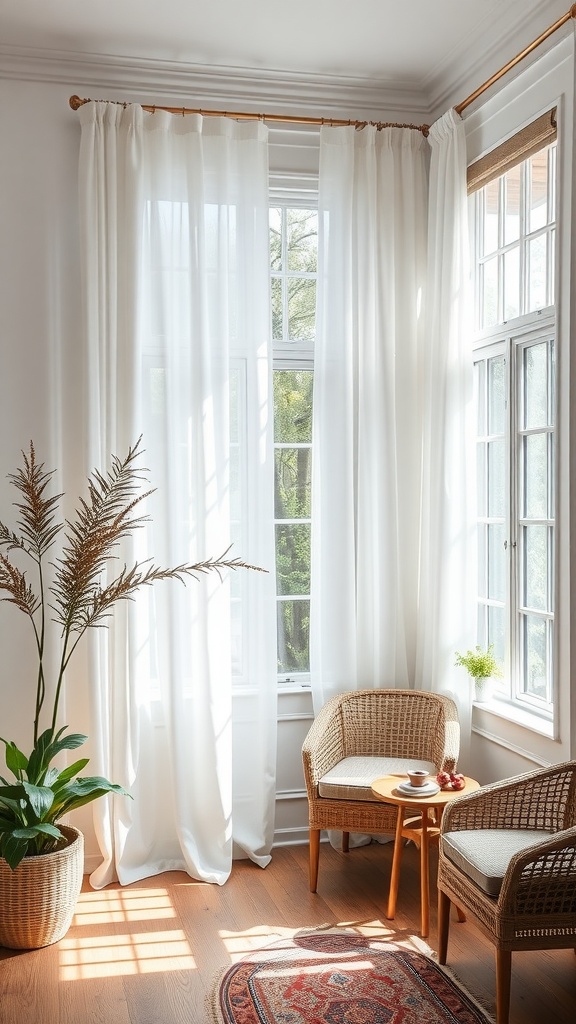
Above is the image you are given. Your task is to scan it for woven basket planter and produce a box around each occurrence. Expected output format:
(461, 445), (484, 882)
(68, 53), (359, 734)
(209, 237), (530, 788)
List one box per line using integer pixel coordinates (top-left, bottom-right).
(0, 825), (84, 949)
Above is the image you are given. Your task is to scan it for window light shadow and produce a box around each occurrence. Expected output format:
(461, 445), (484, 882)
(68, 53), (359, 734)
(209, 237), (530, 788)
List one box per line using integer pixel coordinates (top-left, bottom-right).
(59, 886), (195, 980)
(60, 883), (416, 982)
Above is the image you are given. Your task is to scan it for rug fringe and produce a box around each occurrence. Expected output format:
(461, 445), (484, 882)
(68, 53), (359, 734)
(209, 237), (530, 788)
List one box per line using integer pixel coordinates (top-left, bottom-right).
(430, 958), (497, 1023)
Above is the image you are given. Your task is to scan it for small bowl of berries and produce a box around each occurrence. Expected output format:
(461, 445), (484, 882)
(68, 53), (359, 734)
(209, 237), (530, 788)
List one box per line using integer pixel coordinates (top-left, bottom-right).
(436, 770), (466, 791)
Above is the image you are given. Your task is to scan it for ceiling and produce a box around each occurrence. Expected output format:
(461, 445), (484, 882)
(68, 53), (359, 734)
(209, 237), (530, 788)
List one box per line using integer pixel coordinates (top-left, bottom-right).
(0, 0), (571, 114)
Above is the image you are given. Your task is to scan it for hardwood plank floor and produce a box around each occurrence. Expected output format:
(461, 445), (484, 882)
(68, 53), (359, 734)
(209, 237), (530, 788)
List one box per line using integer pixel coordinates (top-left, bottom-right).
(1, 840), (575, 1023)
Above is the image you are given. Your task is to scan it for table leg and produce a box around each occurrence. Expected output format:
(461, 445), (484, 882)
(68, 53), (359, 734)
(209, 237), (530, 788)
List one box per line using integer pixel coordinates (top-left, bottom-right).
(420, 808), (430, 938)
(387, 805), (405, 920)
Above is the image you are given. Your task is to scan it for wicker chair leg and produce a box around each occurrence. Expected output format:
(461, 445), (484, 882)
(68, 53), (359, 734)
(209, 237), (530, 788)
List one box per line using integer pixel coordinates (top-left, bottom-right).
(342, 831), (350, 853)
(437, 889), (451, 964)
(495, 949), (512, 1024)
(309, 828), (320, 892)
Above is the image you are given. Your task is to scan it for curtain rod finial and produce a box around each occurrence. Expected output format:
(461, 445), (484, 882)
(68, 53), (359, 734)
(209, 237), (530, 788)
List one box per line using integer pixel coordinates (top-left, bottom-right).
(69, 95), (86, 111)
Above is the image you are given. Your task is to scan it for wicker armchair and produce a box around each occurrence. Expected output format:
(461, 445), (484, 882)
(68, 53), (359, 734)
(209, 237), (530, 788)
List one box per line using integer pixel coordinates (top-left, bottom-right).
(301, 689), (460, 892)
(437, 761), (576, 1024)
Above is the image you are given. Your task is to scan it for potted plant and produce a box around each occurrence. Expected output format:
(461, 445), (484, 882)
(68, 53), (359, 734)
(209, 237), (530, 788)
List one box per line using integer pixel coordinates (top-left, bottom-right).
(0, 438), (261, 949)
(454, 643), (502, 701)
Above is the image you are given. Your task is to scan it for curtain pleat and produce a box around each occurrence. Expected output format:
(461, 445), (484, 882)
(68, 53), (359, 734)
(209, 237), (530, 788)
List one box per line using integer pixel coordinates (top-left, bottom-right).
(311, 125), (429, 709)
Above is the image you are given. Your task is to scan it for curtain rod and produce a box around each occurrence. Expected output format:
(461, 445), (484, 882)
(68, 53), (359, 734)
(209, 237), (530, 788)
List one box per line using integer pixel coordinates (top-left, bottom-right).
(455, 3), (576, 115)
(68, 95), (429, 135)
(69, 3), (576, 129)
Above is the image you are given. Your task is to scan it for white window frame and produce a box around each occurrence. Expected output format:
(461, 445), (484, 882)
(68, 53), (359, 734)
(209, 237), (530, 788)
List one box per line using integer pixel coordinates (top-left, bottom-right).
(470, 140), (557, 729)
(270, 196), (317, 688)
(473, 312), (555, 724)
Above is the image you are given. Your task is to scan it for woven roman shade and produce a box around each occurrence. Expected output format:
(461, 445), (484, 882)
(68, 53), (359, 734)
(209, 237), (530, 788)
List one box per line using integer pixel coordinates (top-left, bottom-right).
(467, 107), (557, 194)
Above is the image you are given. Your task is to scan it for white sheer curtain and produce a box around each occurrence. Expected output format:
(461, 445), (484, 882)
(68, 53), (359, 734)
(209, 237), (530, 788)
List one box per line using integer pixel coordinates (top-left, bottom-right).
(415, 109), (476, 762)
(78, 102), (277, 887)
(311, 125), (429, 709)
(311, 113), (475, 757)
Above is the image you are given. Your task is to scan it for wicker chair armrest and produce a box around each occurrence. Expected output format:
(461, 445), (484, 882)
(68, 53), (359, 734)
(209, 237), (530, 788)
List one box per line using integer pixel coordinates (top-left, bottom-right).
(441, 760), (576, 834)
(439, 713), (460, 774)
(499, 825), (576, 915)
(301, 695), (346, 795)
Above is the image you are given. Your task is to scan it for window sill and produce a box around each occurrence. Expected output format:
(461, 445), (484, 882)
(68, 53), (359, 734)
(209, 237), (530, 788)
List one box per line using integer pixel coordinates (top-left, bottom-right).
(472, 694), (554, 738)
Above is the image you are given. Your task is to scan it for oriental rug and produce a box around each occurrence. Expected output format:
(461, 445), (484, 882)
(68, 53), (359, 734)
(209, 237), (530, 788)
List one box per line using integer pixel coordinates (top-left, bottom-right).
(209, 930), (494, 1024)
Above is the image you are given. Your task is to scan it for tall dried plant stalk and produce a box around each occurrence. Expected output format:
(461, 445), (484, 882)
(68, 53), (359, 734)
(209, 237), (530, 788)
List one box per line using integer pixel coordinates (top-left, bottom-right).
(0, 437), (264, 742)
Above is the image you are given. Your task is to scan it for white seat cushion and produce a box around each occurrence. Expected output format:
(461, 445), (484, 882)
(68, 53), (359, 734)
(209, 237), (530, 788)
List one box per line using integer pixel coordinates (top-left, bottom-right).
(318, 756), (437, 802)
(441, 828), (552, 896)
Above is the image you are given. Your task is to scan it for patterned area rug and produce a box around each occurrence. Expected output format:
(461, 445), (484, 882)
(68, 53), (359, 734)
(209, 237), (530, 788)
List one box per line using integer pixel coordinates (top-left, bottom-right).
(209, 931), (494, 1024)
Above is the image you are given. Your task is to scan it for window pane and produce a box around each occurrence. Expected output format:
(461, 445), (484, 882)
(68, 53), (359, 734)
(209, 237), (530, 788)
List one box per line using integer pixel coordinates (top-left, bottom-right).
(527, 234), (547, 312)
(477, 523), (487, 597)
(503, 246), (520, 320)
(488, 523), (506, 602)
(287, 209), (318, 273)
(482, 256), (498, 327)
(274, 370), (313, 442)
(529, 151), (549, 232)
(475, 361), (486, 435)
(274, 449), (312, 518)
(523, 524), (548, 611)
(277, 599), (310, 673)
(271, 277), (283, 340)
(523, 433), (548, 519)
(522, 613), (547, 699)
(523, 343), (548, 429)
(488, 605), (505, 666)
(488, 356), (505, 435)
(504, 165), (520, 245)
(487, 439), (505, 517)
(288, 278), (316, 342)
(476, 443), (486, 517)
(275, 523), (311, 596)
(483, 180), (499, 255)
(269, 207), (282, 270)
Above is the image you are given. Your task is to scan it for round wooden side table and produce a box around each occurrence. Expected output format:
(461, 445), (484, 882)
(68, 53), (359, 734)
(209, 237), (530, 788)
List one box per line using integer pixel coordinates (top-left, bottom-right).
(371, 774), (480, 938)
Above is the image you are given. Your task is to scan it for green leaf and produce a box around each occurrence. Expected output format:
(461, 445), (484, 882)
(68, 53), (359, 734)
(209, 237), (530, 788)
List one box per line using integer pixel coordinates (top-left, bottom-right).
(0, 738), (28, 777)
(26, 728), (87, 783)
(52, 759), (90, 788)
(0, 812), (21, 830)
(0, 783), (27, 801)
(0, 833), (30, 870)
(12, 822), (62, 841)
(54, 777), (131, 816)
(22, 782), (54, 820)
(0, 795), (25, 820)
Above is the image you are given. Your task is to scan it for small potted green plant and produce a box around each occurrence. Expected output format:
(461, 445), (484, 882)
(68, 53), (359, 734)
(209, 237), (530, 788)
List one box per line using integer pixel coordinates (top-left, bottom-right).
(454, 644), (502, 701)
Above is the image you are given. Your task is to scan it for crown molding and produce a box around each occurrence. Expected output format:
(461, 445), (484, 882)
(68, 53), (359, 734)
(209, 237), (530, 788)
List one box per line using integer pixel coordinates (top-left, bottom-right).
(0, 45), (430, 122)
(426, 0), (571, 120)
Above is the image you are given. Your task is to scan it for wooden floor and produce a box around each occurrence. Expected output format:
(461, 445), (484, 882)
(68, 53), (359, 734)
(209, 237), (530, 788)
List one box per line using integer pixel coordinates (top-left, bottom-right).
(1, 840), (575, 1023)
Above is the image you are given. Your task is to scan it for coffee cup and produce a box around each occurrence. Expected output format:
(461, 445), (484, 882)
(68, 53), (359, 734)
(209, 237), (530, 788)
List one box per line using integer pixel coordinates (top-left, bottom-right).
(407, 769), (429, 787)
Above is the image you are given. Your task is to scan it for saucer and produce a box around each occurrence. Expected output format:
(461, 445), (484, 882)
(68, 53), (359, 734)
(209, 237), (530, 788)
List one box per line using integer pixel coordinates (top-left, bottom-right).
(397, 779), (440, 797)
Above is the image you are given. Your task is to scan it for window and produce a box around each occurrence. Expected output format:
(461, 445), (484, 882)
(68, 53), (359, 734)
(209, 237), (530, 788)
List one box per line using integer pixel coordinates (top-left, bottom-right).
(270, 206), (317, 682)
(471, 131), (556, 719)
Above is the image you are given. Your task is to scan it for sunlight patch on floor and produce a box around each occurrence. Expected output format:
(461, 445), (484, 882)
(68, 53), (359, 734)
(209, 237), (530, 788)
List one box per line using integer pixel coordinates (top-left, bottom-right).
(72, 886), (177, 925)
(59, 887), (194, 979)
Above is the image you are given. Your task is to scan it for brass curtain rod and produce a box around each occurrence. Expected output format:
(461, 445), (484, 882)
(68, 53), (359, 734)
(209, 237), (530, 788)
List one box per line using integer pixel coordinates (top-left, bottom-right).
(69, 4), (576, 129)
(68, 95), (429, 135)
(455, 3), (576, 115)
